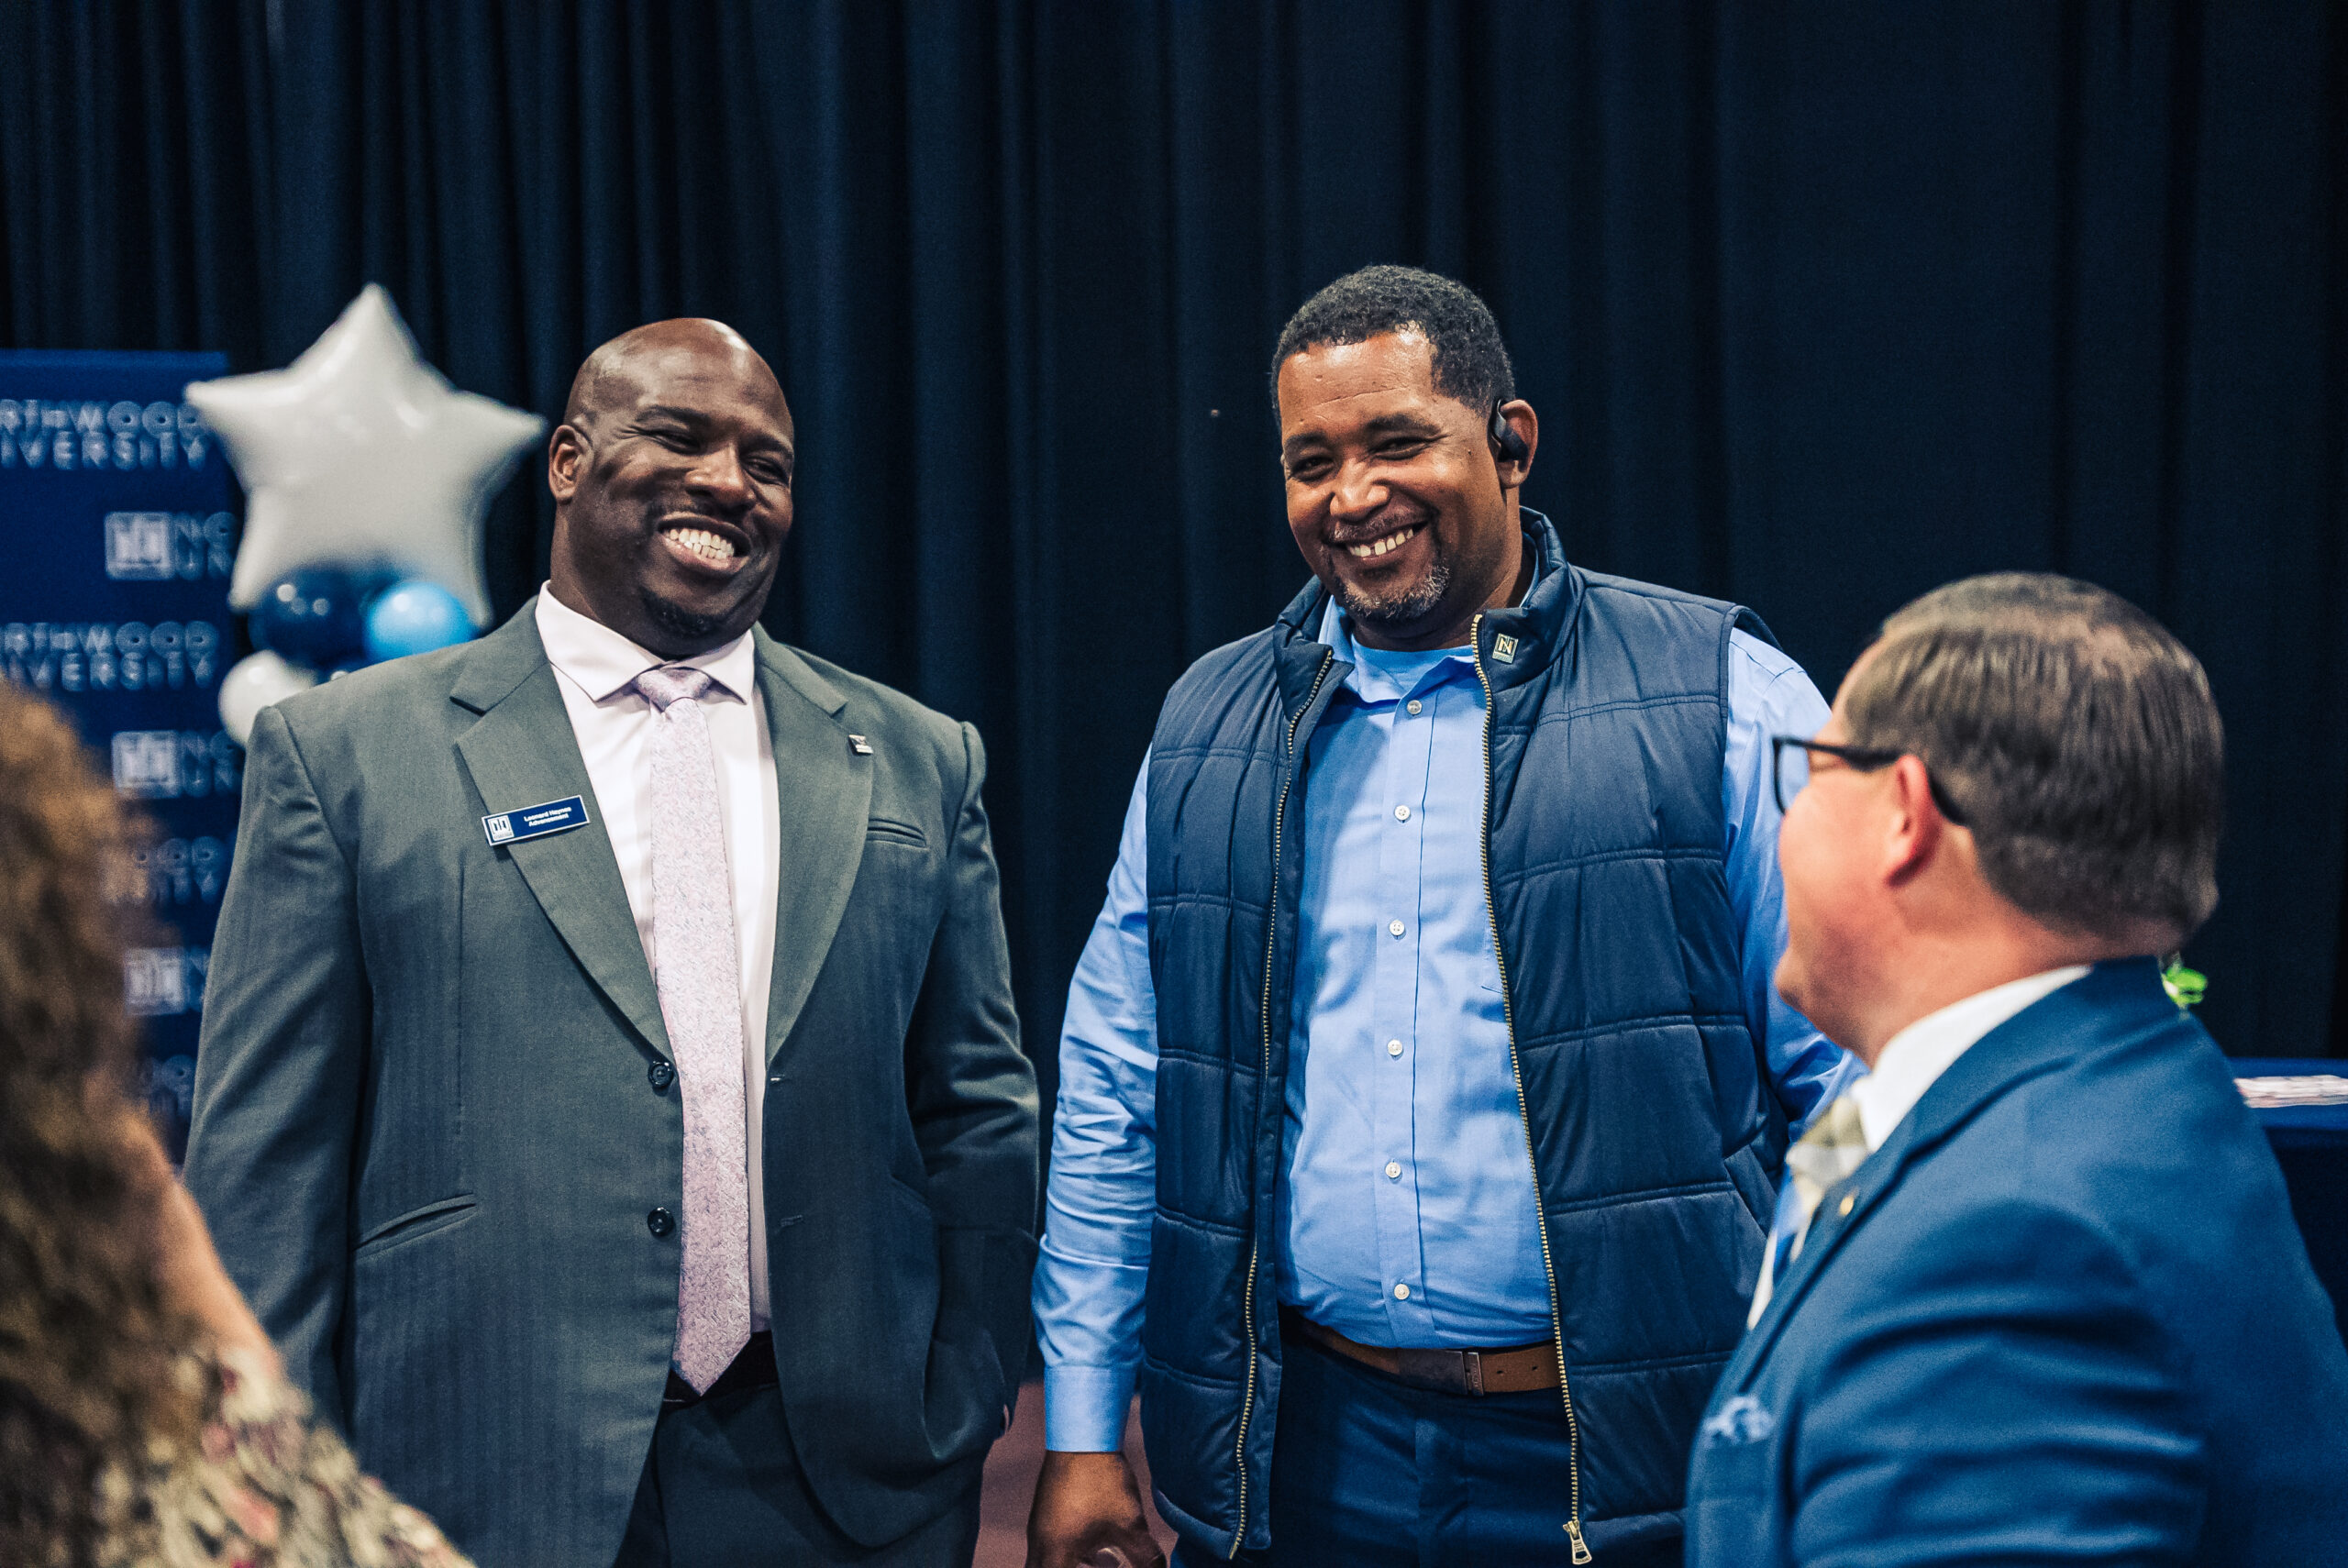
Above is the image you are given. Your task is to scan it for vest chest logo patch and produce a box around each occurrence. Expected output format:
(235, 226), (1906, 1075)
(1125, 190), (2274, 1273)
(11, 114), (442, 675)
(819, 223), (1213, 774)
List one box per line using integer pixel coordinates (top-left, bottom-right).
(1491, 633), (1520, 664)
(482, 795), (591, 845)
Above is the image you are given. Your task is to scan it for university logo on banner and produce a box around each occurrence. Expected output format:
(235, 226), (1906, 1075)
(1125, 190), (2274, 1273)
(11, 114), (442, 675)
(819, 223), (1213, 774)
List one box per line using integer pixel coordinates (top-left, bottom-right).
(0, 352), (240, 1160)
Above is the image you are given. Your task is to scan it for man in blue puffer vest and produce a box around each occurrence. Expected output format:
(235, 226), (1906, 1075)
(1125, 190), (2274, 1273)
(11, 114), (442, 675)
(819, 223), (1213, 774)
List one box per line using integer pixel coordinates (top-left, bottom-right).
(1024, 266), (1860, 1568)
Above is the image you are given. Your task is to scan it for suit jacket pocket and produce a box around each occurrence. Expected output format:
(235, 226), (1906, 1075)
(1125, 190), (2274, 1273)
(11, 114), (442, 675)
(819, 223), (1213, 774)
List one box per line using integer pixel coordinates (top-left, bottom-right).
(1685, 1407), (1786, 1567)
(866, 818), (929, 850)
(354, 1195), (479, 1257)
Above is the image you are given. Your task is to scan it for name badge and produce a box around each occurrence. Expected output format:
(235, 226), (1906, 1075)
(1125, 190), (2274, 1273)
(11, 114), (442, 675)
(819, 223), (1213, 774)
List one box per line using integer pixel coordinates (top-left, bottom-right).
(482, 795), (591, 845)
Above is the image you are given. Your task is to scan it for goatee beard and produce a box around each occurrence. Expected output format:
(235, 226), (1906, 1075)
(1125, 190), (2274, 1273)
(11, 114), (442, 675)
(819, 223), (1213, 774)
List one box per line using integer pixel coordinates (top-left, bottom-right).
(1332, 554), (1451, 634)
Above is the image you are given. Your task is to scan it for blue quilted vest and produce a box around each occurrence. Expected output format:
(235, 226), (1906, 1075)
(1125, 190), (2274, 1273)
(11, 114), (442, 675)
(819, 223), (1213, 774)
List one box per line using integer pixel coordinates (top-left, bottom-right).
(1138, 513), (1790, 1558)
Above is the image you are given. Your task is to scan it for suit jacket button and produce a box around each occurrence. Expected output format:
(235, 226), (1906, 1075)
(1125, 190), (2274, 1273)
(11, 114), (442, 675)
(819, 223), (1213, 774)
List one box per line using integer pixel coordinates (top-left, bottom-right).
(648, 1059), (675, 1090)
(647, 1207), (674, 1238)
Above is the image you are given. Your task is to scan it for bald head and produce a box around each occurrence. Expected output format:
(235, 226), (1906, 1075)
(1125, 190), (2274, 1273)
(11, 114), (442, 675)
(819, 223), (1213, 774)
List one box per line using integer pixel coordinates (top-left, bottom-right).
(545, 318), (796, 658)
(563, 318), (783, 431)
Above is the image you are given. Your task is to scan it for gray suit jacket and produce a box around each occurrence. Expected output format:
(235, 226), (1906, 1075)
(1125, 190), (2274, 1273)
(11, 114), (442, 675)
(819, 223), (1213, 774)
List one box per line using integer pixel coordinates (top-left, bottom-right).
(185, 602), (1039, 1566)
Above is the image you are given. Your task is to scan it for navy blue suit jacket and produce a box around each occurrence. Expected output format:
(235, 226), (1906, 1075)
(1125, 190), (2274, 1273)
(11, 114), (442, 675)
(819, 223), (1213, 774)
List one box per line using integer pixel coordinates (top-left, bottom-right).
(1685, 959), (2348, 1567)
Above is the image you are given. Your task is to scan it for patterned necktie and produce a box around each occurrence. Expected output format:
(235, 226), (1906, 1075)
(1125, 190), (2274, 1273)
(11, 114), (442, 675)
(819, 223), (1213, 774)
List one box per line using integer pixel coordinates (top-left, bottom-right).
(633, 665), (751, 1392)
(1747, 1093), (1870, 1326)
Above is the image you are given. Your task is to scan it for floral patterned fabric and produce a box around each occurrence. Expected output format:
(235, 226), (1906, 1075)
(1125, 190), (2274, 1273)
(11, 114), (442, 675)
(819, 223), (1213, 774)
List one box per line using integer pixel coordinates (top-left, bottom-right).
(94, 1350), (471, 1568)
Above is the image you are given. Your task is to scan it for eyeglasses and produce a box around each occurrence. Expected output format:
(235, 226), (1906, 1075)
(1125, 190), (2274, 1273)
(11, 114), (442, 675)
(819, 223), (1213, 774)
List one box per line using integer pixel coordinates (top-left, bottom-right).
(1770, 735), (1970, 825)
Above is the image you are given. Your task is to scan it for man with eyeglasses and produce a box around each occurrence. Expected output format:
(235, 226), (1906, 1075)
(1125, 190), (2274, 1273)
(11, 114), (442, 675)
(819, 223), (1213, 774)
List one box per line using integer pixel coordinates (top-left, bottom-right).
(1686, 573), (2348, 1567)
(1025, 266), (1860, 1568)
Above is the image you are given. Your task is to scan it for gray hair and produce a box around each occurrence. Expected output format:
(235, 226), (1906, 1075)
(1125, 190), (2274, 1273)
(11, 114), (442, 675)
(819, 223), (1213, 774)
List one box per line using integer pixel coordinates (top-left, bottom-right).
(1842, 573), (2223, 944)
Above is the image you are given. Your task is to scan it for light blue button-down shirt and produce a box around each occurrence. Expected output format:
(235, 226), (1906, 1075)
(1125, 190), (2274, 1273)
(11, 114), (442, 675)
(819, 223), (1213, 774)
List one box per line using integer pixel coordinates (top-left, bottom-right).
(1034, 597), (1859, 1451)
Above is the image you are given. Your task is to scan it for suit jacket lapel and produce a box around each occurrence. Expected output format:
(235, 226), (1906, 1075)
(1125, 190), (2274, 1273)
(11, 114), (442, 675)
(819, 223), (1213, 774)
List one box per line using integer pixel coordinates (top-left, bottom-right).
(450, 602), (670, 1059)
(1722, 959), (2174, 1388)
(752, 629), (872, 1064)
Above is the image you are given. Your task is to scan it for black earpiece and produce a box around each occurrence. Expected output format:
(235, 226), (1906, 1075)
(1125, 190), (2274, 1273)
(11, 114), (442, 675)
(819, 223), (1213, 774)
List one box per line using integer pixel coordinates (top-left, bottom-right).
(1488, 402), (1531, 468)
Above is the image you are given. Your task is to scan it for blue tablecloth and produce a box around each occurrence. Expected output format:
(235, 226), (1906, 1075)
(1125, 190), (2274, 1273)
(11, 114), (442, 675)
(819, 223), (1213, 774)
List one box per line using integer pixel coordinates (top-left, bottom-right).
(2234, 1058), (2348, 1347)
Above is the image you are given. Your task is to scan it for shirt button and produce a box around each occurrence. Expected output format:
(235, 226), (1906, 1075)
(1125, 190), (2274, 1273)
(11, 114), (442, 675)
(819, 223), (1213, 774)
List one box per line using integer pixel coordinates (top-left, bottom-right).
(1389, 920), (1405, 938)
(1384, 1161), (1401, 1179)
(1393, 1283), (1411, 1300)
(646, 1208), (675, 1238)
(1406, 699), (1423, 715)
(1393, 804), (1411, 821)
(1387, 1038), (1403, 1057)
(648, 1059), (675, 1091)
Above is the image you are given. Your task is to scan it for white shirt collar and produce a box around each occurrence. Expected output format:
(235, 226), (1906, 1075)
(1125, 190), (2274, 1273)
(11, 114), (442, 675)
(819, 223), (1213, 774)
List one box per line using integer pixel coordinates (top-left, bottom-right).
(533, 583), (758, 705)
(1846, 965), (2091, 1150)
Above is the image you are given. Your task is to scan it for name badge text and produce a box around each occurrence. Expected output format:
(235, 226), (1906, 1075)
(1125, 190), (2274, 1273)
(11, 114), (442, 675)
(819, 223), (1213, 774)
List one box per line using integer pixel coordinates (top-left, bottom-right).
(483, 795), (591, 845)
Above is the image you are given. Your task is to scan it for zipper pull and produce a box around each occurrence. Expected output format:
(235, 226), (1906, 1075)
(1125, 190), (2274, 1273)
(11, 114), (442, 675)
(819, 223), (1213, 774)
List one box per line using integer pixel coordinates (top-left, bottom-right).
(1566, 1518), (1592, 1564)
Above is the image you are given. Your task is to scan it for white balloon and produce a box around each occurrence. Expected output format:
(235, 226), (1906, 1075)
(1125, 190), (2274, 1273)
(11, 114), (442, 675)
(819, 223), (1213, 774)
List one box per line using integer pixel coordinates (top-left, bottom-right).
(217, 651), (320, 746)
(186, 284), (543, 628)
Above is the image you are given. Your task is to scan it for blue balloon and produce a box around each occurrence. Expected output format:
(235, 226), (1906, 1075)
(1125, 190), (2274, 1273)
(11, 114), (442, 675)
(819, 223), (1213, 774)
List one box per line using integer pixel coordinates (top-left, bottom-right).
(364, 578), (476, 661)
(252, 569), (367, 667)
(351, 564), (405, 603)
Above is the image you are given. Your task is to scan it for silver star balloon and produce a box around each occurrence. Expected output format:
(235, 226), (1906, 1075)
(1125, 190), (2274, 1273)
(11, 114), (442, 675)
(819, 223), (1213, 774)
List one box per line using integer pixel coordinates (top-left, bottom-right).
(187, 284), (543, 627)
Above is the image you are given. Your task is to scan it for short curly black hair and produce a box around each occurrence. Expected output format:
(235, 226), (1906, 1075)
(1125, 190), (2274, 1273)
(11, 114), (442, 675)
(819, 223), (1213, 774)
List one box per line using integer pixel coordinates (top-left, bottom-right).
(1269, 264), (1515, 415)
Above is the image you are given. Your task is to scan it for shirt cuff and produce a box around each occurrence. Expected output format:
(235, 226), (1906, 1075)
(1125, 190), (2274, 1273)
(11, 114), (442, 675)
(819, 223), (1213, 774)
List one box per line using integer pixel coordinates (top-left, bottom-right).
(1044, 1362), (1139, 1452)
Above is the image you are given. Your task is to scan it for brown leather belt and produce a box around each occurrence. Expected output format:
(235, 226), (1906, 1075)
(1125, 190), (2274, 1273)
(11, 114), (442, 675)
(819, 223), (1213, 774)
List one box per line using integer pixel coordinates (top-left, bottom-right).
(1282, 1309), (1561, 1397)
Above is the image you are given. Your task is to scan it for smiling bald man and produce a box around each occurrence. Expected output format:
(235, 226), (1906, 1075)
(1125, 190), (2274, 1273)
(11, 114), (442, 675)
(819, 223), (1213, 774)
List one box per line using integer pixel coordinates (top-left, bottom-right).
(188, 321), (1038, 1568)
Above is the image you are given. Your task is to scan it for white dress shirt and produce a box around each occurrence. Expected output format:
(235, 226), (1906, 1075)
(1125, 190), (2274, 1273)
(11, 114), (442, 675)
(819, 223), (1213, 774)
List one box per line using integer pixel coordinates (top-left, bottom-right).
(535, 587), (781, 1327)
(1846, 965), (2092, 1152)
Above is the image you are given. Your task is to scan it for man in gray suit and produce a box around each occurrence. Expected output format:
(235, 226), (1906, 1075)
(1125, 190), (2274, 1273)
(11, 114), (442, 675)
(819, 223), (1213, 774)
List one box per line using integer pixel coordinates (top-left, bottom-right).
(186, 320), (1038, 1568)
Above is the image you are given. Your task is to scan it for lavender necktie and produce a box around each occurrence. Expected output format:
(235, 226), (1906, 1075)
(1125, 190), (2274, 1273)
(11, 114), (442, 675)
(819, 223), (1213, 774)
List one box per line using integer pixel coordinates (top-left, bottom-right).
(633, 664), (752, 1392)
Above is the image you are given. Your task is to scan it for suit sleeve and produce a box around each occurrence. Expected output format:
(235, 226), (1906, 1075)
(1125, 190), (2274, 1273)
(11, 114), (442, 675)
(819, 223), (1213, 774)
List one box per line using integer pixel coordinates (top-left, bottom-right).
(902, 721), (1041, 1401)
(1788, 1197), (2206, 1566)
(183, 703), (368, 1430)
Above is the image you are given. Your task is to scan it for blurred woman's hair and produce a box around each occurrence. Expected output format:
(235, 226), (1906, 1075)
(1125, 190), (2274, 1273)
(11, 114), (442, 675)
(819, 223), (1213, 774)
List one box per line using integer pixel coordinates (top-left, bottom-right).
(0, 679), (200, 1564)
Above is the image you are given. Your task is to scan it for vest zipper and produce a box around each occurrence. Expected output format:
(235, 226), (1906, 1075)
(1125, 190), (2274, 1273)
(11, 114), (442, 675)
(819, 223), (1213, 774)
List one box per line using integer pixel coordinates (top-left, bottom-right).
(1230, 646), (1335, 1558)
(1474, 611), (1592, 1564)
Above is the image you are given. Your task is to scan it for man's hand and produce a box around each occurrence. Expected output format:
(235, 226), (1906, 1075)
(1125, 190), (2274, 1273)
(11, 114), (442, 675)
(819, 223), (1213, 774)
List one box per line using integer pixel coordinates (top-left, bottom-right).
(1026, 1450), (1168, 1568)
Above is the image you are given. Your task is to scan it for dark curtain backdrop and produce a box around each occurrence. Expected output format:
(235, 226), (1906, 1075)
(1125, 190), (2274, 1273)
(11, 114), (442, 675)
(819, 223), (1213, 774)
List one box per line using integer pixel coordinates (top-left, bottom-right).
(6, 4), (2345, 1101)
